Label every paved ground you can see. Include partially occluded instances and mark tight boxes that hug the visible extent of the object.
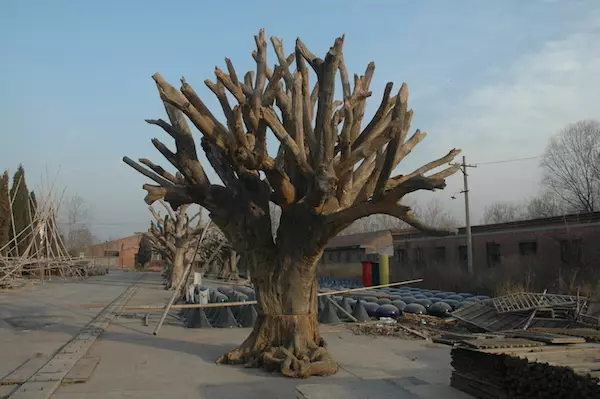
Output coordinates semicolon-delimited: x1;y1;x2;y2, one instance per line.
0;271;139;378
1;272;472;399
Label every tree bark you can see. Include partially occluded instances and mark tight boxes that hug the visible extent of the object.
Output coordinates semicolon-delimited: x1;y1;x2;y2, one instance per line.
217;252;338;378
169;246;186;290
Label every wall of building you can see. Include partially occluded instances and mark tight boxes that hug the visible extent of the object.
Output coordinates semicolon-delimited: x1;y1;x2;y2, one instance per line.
391;217;600;289
318;248;364;278
83;235;141;269
317;247;387;279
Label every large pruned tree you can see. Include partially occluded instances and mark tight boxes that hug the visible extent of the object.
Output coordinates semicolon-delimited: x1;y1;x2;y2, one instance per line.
144;201;203;289
123;30;461;377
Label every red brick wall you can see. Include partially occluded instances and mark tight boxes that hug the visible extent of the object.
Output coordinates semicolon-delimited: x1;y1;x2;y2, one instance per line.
84;235;141;269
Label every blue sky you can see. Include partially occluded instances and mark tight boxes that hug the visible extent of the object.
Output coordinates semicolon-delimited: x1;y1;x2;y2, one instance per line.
1;0;599;239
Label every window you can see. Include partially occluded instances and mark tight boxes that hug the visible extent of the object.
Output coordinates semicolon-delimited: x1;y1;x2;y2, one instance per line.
345;251;352;262
434;246;446;263
336;251;342;262
395;248;406;264
560;239;582;266
104;250;119;257
328;252;334;261
519;242;537;256
415;247;424;268
486;242;501;267
458;246;468;263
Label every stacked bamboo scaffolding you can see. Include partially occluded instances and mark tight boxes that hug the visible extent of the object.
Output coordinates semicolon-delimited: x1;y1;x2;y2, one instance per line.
0;176;94;288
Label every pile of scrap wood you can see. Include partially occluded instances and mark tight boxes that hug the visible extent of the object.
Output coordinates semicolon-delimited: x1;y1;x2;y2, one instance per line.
451;292;588;332
430;291;600;398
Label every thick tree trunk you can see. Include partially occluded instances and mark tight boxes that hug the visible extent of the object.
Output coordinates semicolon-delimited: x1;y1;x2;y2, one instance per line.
217;253;338;378
169;247;186;290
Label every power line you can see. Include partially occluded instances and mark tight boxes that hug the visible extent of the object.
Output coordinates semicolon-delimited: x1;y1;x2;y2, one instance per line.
473;144;600;166
55;221;149;226
475;154;544;166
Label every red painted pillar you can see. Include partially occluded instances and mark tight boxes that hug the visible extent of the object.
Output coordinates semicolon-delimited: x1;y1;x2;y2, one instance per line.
362;261;372;287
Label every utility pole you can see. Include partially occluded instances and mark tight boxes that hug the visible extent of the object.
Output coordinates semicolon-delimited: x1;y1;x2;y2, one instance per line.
452;156;477;276
462;156;474;276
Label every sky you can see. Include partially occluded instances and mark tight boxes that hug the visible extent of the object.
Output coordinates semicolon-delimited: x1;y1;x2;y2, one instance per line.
1;0;599;240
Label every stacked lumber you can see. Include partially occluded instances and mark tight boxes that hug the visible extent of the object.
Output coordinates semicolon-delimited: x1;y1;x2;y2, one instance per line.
451;348;508;399
503;356;600;399
451;347;600;399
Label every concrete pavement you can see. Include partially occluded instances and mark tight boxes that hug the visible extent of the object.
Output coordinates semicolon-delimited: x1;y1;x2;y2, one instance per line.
1;271;473;398
0;271;141;398
49;272;472;399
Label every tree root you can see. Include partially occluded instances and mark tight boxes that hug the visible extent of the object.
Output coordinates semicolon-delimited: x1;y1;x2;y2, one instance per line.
216;337;339;378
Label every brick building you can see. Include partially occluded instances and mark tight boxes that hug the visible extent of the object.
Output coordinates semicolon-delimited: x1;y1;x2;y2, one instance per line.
83;235;142;269
318;230;394;279
391;212;600;285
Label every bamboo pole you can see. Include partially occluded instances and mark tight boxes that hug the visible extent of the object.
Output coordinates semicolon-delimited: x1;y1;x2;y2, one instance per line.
319;278;423;296
8;175;22;258
81;278;423;310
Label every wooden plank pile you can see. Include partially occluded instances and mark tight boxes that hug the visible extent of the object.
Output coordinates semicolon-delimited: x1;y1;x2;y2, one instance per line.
451;343;600;399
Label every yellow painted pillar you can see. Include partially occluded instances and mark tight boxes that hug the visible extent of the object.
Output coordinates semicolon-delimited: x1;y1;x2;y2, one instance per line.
379;254;389;285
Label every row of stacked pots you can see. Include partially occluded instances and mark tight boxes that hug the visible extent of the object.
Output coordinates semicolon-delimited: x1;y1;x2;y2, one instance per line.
181;284;490;328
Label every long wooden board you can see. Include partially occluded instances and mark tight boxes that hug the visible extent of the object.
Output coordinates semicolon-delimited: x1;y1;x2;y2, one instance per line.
502;330;586;344
461;338;545;349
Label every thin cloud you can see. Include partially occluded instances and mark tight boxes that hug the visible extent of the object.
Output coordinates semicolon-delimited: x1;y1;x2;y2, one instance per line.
421;14;600;223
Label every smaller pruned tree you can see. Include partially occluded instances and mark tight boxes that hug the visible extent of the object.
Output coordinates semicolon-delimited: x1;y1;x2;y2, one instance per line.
135;235;153;270
145;200;203;289
198;226;241;280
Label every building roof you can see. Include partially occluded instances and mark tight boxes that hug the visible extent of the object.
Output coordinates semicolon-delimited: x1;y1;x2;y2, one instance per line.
391;211;600;239
325;230;393;254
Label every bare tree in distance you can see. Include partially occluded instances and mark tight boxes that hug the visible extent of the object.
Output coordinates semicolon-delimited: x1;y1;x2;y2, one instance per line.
411;197;459;230
482;202;525;224
123;30;461;377
341;197;458;234
339;214;405;235
541;120;600;213
62;194;95;252
525;191;571;219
